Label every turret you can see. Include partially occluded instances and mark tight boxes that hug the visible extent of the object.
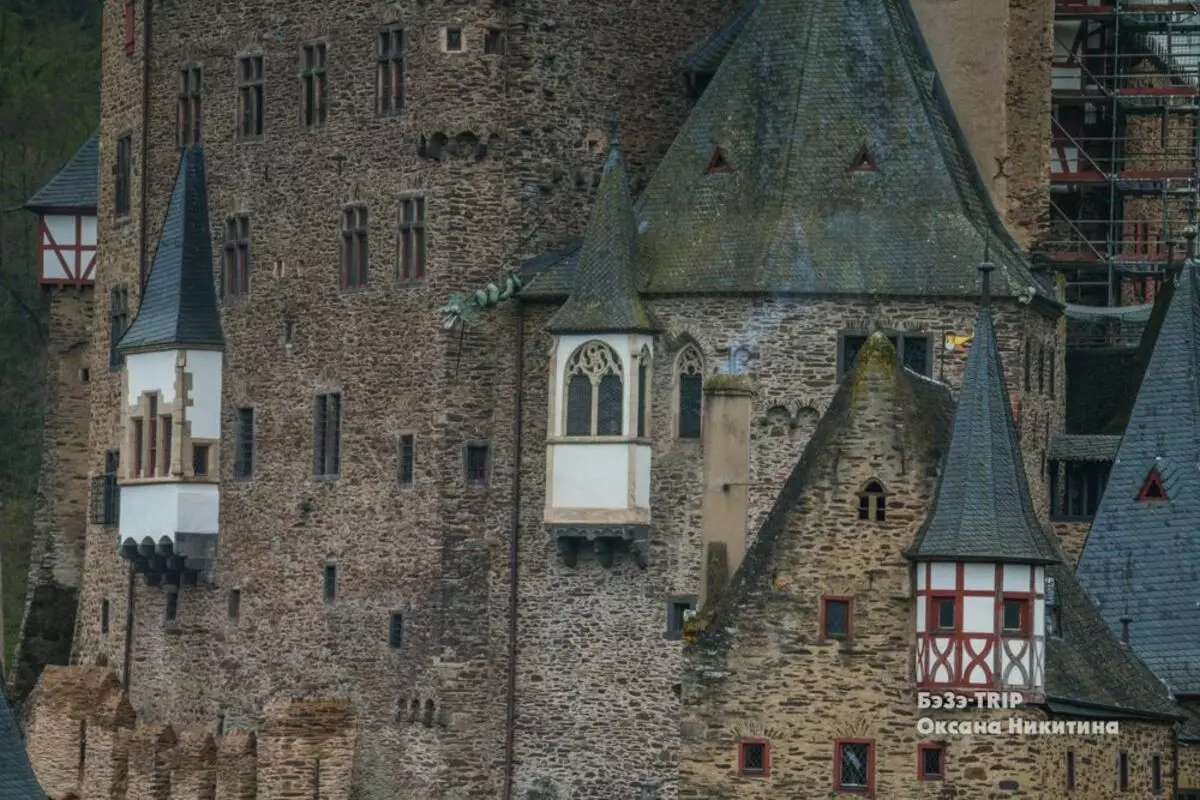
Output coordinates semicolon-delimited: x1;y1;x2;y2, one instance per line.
907;255;1059;700
543;136;657;569
115;147;224;586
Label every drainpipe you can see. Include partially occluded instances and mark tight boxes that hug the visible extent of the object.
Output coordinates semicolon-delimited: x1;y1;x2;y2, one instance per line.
121;562;135;692
502;299;524;799
138;0;152;290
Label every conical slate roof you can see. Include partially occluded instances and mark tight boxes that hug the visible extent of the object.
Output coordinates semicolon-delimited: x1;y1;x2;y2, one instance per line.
0;692;45;797
1077;261;1200;694
118;146;223;353
546;140;654;333
521;0;1054;303
25;131;99;213
907;262;1058;564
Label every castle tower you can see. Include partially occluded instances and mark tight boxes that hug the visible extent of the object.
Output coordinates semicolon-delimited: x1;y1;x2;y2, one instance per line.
114;147;224;587
543;138;656;570
908;259;1059;700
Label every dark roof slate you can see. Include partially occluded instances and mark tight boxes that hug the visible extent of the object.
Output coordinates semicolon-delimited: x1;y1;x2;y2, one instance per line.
523;0;1053;306
1076;262;1200;695
546;142;655;333
907;265;1059;564
25;131;99;212
118;147;224;353
1047;434;1121;462
682;0;763;74
0;692;46;797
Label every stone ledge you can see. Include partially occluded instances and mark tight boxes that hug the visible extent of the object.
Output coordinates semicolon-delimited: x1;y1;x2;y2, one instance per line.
546;523;650;569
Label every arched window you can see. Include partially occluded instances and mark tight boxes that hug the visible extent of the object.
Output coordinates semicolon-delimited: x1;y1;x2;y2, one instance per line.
858;480;887;522
565;341;624;437
636;346;651;438
676;345;704;439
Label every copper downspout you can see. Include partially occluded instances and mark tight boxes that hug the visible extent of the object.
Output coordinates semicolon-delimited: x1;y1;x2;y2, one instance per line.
502;299;524;799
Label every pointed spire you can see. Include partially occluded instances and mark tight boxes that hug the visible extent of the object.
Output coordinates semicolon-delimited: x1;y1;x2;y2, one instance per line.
907;253;1058;565
118;147;224;353
546;137;655;333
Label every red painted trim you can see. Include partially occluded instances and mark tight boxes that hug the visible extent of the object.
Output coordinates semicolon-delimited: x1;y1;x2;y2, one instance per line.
819;595;853;641
738;739;770;778
834;738;875;794
37;214;96;287
1138;468;1167;501
918;743;945;781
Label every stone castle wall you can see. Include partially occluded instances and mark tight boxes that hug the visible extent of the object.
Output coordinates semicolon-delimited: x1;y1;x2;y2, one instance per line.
12;288;94;701
25;666;355;800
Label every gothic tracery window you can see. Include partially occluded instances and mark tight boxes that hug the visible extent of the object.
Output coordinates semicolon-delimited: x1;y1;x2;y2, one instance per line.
637;346;651;438
676;345;703;439
565;341;624;437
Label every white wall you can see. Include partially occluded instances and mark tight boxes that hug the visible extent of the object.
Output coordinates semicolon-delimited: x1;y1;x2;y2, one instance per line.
118;482;219;545
41;213;96;281
634;444;651;508
185;349;223;439
551;444;630;509
127;350;179;406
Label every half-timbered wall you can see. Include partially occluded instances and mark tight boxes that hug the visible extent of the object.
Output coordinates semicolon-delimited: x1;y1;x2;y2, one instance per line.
39;213;98;285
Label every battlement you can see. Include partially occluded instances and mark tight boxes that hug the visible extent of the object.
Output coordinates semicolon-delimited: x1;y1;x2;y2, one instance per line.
25;667;356;800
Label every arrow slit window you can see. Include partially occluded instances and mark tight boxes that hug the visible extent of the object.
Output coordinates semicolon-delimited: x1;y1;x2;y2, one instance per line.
564;342;623;437
115;134;132;218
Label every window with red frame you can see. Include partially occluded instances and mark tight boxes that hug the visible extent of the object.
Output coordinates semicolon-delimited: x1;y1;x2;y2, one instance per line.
1001;597;1030;636
835;739;874;793
738;740;769;777
918;743;944;781
929;596;956;632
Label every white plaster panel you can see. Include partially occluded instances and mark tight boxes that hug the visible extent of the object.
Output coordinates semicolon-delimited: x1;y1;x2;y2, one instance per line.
41;247;69;281
915;596;926;633
45;214;77;247
634;444;651;508
929;562;957;591
80;214;97;248
930;640;951;683
1034;566;1044;592
963;596;995;634
1033;596;1045;636
126;350;179;406
550;443;629;509
118;482;219;545
965;642;991;684
1003;564;1031;592
185;349;224;439
963;563;995;591
916;567;926;591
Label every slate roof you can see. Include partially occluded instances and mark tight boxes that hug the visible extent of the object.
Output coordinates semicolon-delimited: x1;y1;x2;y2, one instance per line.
907;264;1059;564
523;0;1055;308
0;692;46;797
546;141;655;333
1076;261;1200;695
1047;434;1121;462
682;0;762;75
118;147;224;354
25;131;99;213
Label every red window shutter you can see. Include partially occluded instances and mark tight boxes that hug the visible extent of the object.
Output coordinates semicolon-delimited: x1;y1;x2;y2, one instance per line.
123;1;135;53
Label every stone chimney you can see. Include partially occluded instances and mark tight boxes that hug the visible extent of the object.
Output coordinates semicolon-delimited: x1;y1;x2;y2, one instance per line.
698;374;754;607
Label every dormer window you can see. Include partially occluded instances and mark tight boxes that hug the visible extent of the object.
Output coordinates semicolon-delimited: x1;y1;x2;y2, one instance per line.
1138;467;1167;501
565;341;623;437
858;480;887;521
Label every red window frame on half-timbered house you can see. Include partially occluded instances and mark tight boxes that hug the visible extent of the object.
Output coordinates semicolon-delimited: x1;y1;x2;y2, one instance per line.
834;738;875;794
1001;596;1032;637
737;739;770;778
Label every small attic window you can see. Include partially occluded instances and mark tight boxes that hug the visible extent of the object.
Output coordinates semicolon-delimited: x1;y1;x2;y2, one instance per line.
1138;468;1167;502
849;145;879;173
706;147;733;174
858;480;887;522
